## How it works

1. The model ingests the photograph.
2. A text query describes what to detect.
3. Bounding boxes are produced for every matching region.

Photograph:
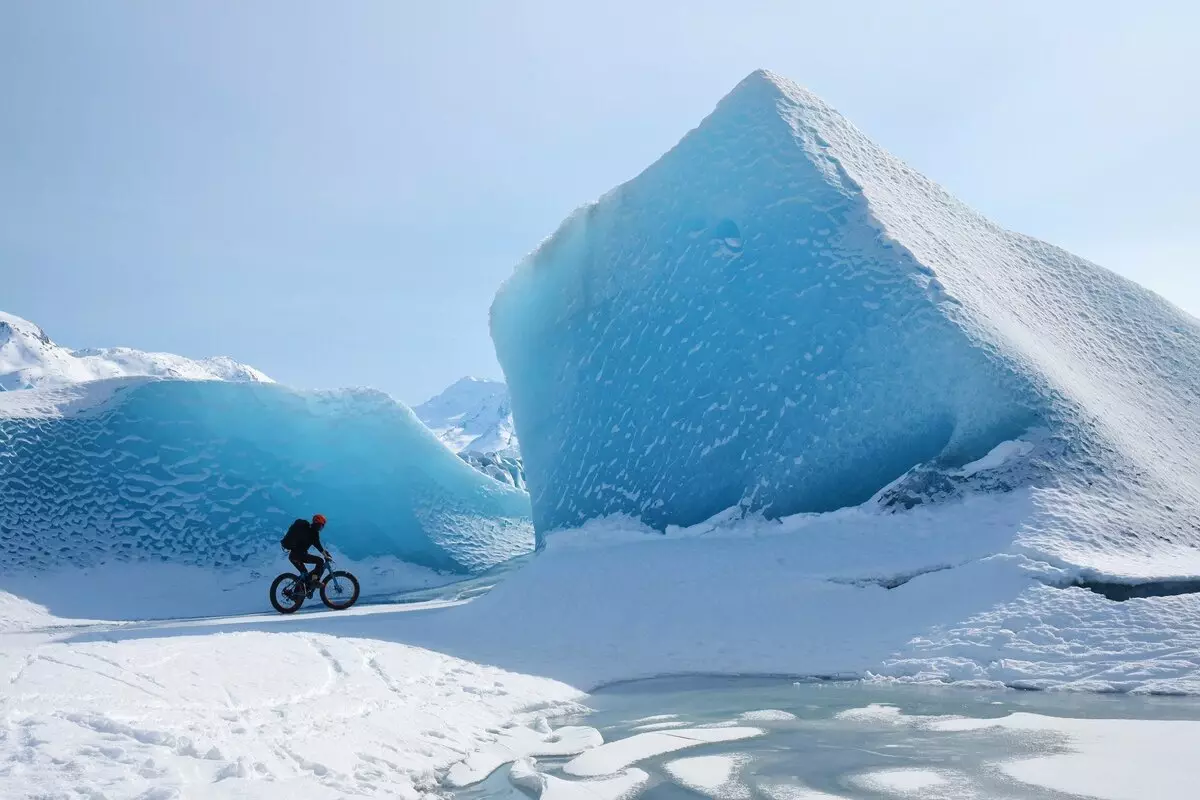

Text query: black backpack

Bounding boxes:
[280,518,308,550]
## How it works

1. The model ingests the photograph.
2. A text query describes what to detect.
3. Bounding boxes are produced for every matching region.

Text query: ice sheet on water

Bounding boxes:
[925,714,1200,800]
[562,727,763,778]
[444,725,603,787]
[510,759,650,800]
[663,754,752,799]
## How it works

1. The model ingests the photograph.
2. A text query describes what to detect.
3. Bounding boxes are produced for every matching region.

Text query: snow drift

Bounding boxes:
[491,69,1200,575]
[0,378,533,575]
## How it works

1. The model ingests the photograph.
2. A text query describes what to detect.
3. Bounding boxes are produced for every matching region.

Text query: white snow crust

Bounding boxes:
[0,624,583,799]
[372,494,1200,696]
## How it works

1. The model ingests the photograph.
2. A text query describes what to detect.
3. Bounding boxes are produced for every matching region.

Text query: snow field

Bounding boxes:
[390,494,1200,695]
[0,628,584,799]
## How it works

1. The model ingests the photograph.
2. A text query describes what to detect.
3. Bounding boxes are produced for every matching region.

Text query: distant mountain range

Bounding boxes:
[413,376,519,456]
[1,310,525,489]
[0,311,271,391]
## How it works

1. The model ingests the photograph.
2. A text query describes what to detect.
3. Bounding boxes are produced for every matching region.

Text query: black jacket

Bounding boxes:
[282,519,324,552]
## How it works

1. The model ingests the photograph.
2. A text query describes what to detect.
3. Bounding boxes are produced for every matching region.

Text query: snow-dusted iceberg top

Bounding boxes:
[491,70,1200,571]
[0,378,533,573]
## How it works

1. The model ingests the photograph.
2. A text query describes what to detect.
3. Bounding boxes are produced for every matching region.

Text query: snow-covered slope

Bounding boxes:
[491,69,1200,578]
[414,376,518,455]
[0,310,271,390]
[0,379,533,575]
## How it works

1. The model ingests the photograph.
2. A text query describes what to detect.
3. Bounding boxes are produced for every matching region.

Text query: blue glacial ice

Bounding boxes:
[0,379,533,573]
[491,70,1200,572]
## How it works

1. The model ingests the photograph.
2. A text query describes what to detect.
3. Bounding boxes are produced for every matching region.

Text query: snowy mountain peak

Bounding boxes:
[0,312,52,347]
[414,376,519,455]
[0,310,272,391]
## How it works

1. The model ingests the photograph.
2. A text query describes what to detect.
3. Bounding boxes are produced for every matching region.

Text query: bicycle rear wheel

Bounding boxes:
[270,573,306,614]
[320,571,360,610]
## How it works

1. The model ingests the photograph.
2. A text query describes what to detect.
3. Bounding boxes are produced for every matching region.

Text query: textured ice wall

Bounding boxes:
[492,71,1041,533]
[0,379,533,573]
[492,70,1200,571]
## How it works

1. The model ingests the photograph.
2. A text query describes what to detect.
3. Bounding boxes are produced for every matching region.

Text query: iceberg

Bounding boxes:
[491,70,1200,574]
[0,378,533,574]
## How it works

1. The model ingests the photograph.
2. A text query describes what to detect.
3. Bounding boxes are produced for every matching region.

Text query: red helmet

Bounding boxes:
[312,514,327,527]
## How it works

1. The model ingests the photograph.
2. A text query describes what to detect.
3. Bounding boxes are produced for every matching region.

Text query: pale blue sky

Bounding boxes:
[2,1,1196,404]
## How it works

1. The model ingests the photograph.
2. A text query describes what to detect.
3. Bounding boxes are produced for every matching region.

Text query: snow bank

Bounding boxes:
[373,492,1200,696]
[0,378,533,576]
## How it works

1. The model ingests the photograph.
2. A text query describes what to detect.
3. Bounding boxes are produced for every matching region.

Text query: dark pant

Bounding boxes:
[289,550,324,582]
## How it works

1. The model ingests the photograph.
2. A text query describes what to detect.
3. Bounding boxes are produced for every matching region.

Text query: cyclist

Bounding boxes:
[280,513,331,595]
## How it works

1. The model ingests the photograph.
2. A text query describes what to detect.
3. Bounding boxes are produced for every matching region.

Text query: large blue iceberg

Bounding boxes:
[0,379,533,573]
[491,70,1200,571]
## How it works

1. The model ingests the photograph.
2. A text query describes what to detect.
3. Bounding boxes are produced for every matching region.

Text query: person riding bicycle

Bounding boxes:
[280,513,331,594]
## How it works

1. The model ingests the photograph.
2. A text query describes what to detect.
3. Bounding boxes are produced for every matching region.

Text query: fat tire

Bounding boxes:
[270,572,306,614]
[319,571,360,610]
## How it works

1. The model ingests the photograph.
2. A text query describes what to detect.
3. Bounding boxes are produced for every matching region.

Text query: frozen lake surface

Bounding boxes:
[452,677,1200,799]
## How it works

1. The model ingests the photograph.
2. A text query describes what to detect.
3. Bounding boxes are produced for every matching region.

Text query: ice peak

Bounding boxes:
[733,68,795,93]
[717,69,820,117]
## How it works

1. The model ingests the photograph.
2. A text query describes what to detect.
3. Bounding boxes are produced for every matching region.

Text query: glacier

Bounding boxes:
[491,69,1200,576]
[0,378,534,575]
